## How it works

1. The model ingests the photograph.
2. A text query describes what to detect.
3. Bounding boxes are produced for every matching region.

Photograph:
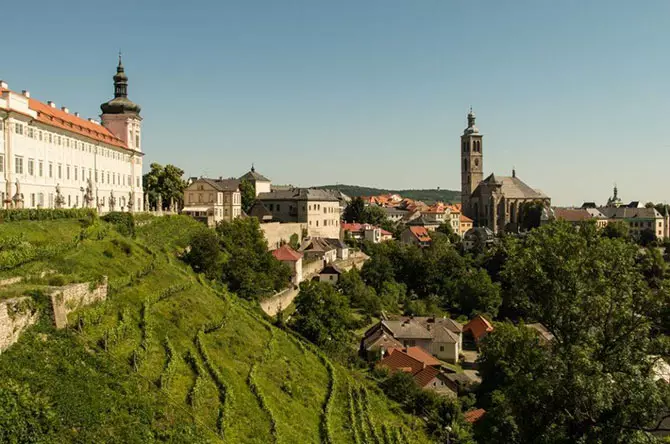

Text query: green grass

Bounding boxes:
[0,215,433,443]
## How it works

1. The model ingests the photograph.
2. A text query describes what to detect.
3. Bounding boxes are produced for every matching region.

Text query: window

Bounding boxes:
[82,168,85,181]
[475,158,479,167]
[316,220,319,227]
[277,205,281,211]
[14,123,23,135]
[28,158,34,175]
[440,346,444,352]
[30,193,35,207]
[0,120,3,130]
[38,161,43,177]
[14,156,23,174]
[74,167,78,181]
[49,162,53,178]
[27,127,34,138]
[38,193,44,207]
[269,204,273,211]
[65,138,69,148]
[48,133,53,143]
[58,164,62,179]
[95,170,98,183]
[39,131,43,141]
[136,134,140,148]
[68,195,71,207]
[107,172,110,183]
[136,177,140,188]
[101,171,105,184]
[56,136,61,145]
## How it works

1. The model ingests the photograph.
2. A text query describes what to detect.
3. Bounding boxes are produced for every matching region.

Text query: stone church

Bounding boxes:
[460,110,550,233]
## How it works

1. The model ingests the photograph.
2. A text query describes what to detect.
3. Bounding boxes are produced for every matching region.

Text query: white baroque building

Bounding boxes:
[0,56,144,212]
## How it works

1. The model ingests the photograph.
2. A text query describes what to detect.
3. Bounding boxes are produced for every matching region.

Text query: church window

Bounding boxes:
[475,159,479,167]
[463,158,468,171]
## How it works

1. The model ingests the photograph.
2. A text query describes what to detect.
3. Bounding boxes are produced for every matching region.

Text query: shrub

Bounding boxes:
[47,275,67,287]
[101,212,135,237]
[0,208,97,222]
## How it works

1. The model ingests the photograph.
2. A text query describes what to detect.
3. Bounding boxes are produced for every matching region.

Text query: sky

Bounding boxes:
[2,0,669,206]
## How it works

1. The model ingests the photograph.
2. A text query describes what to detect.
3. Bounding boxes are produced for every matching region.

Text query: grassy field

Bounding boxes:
[0,215,432,443]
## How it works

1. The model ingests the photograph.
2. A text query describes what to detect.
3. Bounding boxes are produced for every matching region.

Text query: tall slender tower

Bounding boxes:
[100,54,143,211]
[460,108,483,217]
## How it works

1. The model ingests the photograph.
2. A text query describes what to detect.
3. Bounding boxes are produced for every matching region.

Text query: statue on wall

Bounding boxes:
[127,192,134,212]
[84,178,94,208]
[54,184,65,209]
[109,190,116,212]
[144,193,149,212]
[157,194,163,213]
[12,179,24,208]
[169,197,175,213]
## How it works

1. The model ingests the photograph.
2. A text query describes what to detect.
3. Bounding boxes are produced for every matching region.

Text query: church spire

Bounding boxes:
[101,54,141,115]
[464,107,479,135]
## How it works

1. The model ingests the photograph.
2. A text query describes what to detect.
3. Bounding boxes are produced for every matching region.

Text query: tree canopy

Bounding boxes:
[239,179,256,213]
[142,163,187,210]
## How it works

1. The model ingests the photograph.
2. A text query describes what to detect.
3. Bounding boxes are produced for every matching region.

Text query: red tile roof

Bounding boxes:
[379,349,425,374]
[409,226,431,242]
[460,214,473,223]
[464,315,494,341]
[1,87,130,150]
[272,244,303,261]
[380,229,393,236]
[464,408,486,423]
[388,346,441,367]
[413,366,441,388]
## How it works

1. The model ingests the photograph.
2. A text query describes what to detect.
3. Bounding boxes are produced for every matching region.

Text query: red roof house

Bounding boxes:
[463,315,494,343]
[272,244,303,262]
[378,347,456,395]
[464,408,486,424]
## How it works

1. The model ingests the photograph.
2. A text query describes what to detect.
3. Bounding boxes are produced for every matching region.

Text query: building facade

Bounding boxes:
[182,178,242,227]
[460,110,550,233]
[257,188,341,238]
[0,56,144,212]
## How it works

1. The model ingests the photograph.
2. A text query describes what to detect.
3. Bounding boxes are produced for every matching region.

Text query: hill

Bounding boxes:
[0,213,431,443]
[314,185,460,204]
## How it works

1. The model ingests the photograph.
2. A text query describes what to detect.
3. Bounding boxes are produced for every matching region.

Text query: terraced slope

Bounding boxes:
[0,215,431,443]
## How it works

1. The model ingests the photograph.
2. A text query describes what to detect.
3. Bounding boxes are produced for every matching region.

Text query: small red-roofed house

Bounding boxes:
[272,244,303,284]
[464,315,494,346]
[378,347,456,396]
[401,226,432,248]
[464,408,486,424]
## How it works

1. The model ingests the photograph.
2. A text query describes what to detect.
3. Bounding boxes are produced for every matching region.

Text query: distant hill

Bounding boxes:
[315,184,460,204]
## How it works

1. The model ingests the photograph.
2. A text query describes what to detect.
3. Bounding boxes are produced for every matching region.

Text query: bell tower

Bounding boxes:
[460,108,483,217]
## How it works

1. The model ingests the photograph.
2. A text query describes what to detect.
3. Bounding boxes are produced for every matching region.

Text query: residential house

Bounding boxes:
[299,237,337,263]
[341,223,392,244]
[599,205,667,239]
[378,347,457,397]
[271,244,303,285]
[459,214,474,237]
[463,227,495,251]
[401,226,432,248]
[406,215,440,232]
[182,177,242,227]
[362,316,463,363]
[421,203,449,227]
[361,328,404,360]
[257,188,341,238]
[318,264,343,284]
[247,201,274,222]
[383,207,410,223]
[326,238,349,260]
[551,207,608,229]
[463,315,494,347]
[446,204,462,234]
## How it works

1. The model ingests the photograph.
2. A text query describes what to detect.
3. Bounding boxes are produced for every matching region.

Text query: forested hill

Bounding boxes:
[314,185,460,204]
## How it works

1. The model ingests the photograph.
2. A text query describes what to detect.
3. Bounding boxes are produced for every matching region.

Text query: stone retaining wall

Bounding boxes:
[50,277,108,329]
[0,297,39,353]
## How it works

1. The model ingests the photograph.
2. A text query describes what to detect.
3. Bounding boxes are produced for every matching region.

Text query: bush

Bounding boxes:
[47,275,67,287]
[0,208,97,222]
[101,212,135,237]
[112,238,133,256]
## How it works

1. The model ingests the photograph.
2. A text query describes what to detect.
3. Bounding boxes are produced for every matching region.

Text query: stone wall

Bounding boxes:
[261,222,305,250]
[260,286,300,317]
[50,277,108,329]
[0,297,39,353]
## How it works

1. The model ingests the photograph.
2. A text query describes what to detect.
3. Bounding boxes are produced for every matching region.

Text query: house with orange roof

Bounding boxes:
[463,315,494,346]
[0,57,144,212]
[464,408,486,424]
[378,347,457,396]
[272,244,303,284]
[341,222,393,243]
[459,214,474,236]
[400,226,432,248]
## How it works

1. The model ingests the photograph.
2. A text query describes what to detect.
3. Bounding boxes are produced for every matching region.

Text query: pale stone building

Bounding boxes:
[239,165,271,196]
[0,56,144,212]
[182,177,241,227]
[257,188,341,238]
[460,109,550,232]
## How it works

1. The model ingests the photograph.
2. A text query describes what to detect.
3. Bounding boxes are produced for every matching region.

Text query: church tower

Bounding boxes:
[100,54,144,211]
[460,109,483,217]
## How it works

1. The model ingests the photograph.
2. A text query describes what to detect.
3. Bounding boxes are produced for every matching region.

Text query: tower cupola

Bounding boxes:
[100,53,141,115]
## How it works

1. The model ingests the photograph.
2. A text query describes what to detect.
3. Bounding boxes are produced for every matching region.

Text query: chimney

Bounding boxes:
[0,80,7,89]
[48,101,56,108]
[74,112,80,117]
[21,90,30,98]
[61,107,69,114]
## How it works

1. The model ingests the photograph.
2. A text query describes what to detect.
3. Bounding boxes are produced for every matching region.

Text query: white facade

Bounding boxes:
[0,70,144,212]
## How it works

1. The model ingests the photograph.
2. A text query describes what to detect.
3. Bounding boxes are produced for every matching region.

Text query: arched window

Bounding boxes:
[474,159,479,167]
[463,158,468,171]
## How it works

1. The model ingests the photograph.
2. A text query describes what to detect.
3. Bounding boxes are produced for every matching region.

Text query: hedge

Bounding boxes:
[0,208,97,222]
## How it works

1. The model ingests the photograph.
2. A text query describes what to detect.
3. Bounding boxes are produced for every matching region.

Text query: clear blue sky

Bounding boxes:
[2,1,668,205]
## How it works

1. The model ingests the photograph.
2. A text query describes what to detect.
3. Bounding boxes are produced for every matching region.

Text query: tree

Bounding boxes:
[343,197,366,223]
[239,179,256,213]
[142,163,187,210]
[0,379,57,443]
[481,221,670,442]
[517,200,544,231]
[183,228,222,279]
[603,220,629,239]
[361,205,387,226]
[288,233,300,250]
[437,221,461,244]
[638,228,657,247]
[215,218,291,300]
[291,281,352,354]
[337,268,381,314]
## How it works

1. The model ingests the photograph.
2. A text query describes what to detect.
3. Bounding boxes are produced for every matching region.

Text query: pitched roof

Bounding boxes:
[247,202,273,221]
[382,319,433,339]
[464,315,494,341]
[599,206,662,220]
[300,237,336,253]
[464,408,486,424]
[321,264,343,275]
[389,347,441,366]
[257,188,339,202]
[379,348,425,374]
[191,178,240,192]
[553,208,598,222]
[239,168,270,182]
[460,214,473,224]
[363,328,404,351]
[272,244,303,261]
[397,316,463,334]
[413,366,442,388]
[477,174,547,199]
[407,215,440,227]
[408,226,431,242]
[1,87,129,150]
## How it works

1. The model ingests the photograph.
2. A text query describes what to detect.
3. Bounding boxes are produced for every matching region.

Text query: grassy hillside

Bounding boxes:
[314,185,460,204]
[0,214,431,443]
